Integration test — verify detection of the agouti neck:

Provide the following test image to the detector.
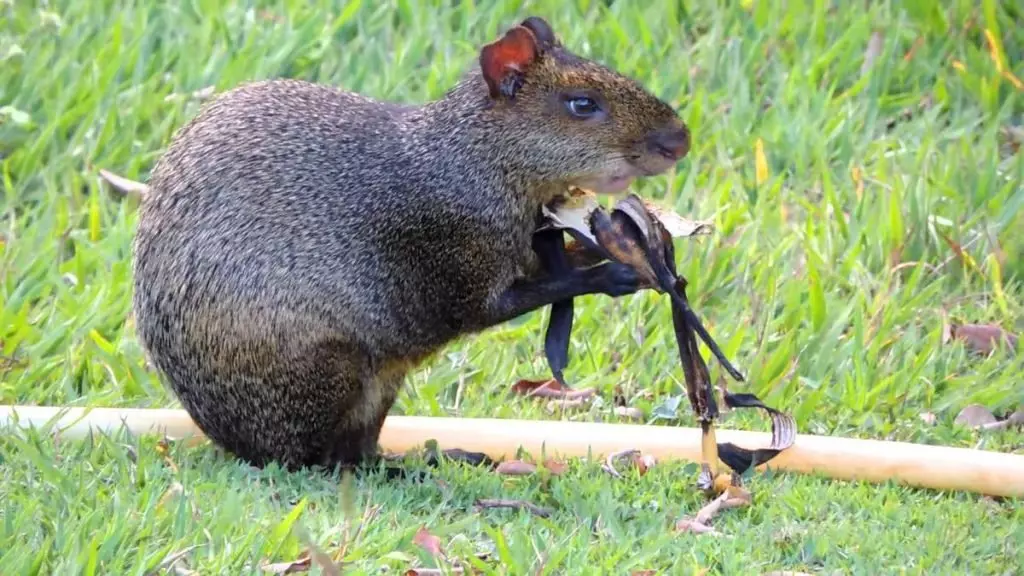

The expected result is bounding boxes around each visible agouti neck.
[406,73,565,211]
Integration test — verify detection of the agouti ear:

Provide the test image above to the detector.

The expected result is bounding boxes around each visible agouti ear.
[479,25,540,100]
[519,17,558,51]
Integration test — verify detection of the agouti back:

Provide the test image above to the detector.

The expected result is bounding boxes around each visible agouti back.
[132,17,690,471]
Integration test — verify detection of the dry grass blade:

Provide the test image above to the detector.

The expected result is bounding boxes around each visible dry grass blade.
[97,168,149,198]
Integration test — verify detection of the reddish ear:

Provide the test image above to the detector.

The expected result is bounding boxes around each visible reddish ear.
[479,25,539,100]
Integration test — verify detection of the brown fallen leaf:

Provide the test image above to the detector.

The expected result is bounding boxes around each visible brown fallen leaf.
[949,323,1018,355]
[261,554,312,574]
[511,378,566,395]
[632,454,658,476]
[511,378,596,400]
[475,498,553,518]
[541,458,568,475]
[955,404,998,427]
[495,460,537,476]
[412,526,444,558]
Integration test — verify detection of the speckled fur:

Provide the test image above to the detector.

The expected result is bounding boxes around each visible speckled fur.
[132,18,688,471]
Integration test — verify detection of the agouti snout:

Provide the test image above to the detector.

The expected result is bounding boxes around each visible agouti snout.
[132,16,690,472]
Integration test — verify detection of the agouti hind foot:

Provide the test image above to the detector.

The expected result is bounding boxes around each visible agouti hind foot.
[355,448,494,483]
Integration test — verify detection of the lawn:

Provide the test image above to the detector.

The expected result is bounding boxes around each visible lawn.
[2,0,1023,574]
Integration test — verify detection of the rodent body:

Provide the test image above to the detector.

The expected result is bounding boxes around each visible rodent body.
[132,17,690,470]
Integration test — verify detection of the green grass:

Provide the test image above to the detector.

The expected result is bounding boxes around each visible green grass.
[2,0,1023,573]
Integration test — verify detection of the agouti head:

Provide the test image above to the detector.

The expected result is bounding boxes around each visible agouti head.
[476,16,690,195]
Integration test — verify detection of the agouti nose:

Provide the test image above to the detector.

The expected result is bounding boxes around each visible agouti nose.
[646,127,690,160]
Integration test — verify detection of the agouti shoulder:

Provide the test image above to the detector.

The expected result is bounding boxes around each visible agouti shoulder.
[131,16,690,471]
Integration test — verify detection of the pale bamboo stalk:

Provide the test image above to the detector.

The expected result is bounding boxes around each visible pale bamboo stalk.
[1,405,1022,497]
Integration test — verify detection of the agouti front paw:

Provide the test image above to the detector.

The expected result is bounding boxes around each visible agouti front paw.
[592,262,642,297]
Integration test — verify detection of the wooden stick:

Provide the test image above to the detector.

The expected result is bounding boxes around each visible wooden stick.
[2,405,1022,497]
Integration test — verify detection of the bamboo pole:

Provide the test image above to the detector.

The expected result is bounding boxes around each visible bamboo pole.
[2,405,1022,497]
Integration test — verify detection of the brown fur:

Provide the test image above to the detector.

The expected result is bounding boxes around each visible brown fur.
[131,17,690,471]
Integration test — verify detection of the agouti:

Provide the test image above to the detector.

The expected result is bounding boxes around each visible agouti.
[132,17,690,471]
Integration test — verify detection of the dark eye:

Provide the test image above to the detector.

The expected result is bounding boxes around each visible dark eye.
[565,95,601,118]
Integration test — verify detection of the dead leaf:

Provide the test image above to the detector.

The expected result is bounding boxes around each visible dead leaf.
[949,323,1018,355]
[632,454,658,475]
[412,526,444,558]
[919,412,937,426]
[541,458,568,475]
[955,404,997,427]
[261,554,312,574]
[495,460,538,475]
[511,378,596,400]
[511,378,566,394]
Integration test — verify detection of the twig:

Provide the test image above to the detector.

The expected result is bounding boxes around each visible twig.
[475,498,553,518]
[675,488,751,536]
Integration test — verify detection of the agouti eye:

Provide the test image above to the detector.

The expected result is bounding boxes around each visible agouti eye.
[565,96,601,119]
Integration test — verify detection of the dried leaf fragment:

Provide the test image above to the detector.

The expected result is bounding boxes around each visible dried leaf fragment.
[510,378,595,399]
[412,526,444,558]
[495,460,538,476]
[541,458,568,475]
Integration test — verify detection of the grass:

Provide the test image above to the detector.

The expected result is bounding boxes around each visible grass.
[2,0,1023,573]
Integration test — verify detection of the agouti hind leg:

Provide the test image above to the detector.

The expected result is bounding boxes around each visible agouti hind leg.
[336,372,492,481]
